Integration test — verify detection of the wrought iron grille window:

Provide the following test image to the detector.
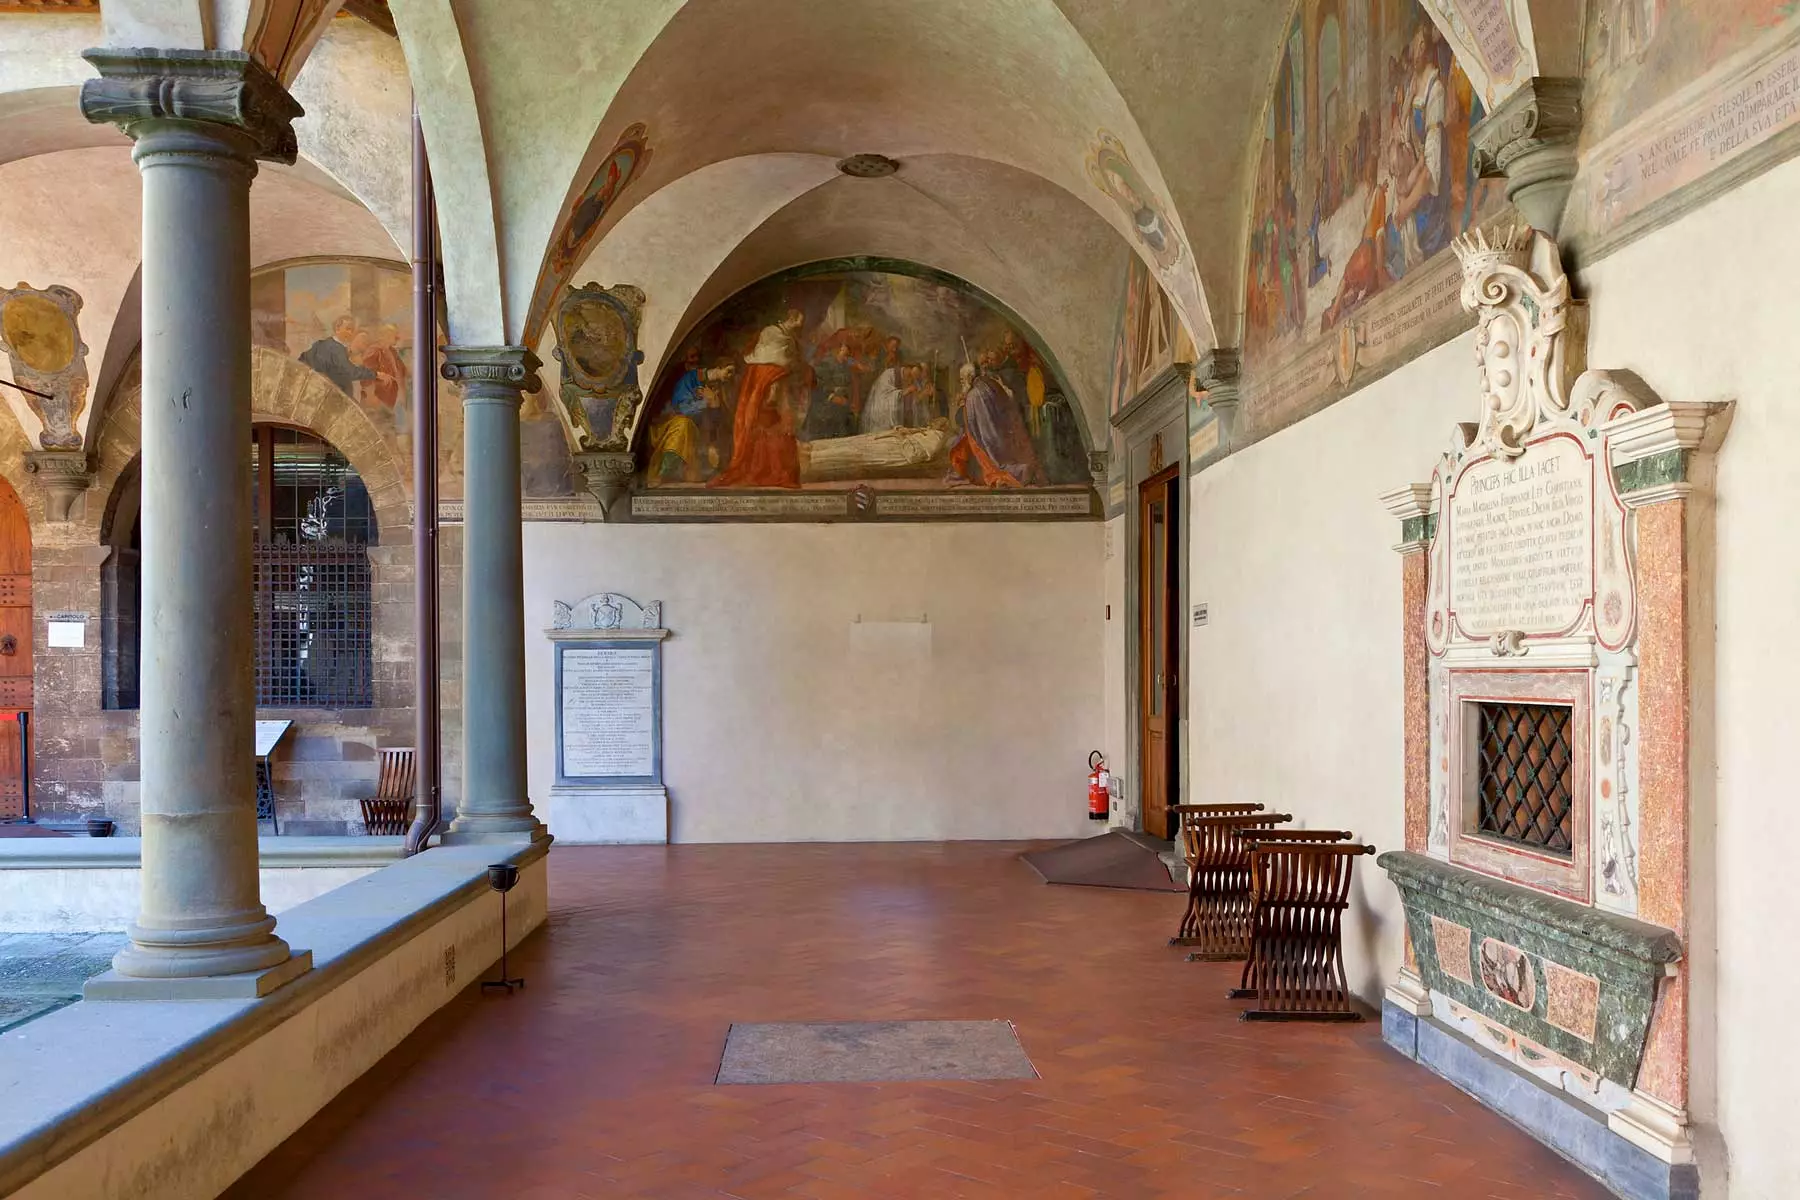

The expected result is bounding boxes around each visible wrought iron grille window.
[251,427,376,708]
[254,541,373,707]
[1475,701,1574,856]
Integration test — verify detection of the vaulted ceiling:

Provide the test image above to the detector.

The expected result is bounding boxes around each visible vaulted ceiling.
[0,0,1570,449]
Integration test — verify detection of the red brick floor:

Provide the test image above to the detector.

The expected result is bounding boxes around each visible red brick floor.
[227,843,1611,1199]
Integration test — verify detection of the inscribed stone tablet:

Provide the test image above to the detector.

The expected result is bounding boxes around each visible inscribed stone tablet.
[560,646,656,778]
[1449,437,1593,637]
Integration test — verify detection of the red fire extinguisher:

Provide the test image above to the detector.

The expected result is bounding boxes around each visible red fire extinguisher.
[1087,751,1110,821]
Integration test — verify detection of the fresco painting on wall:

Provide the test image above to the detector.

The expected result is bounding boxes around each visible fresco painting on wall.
[251,260,575,500]
[1240,0,1505,442]
[1575,0,1800,239]
[1585,0,1796,143]
[1088,130,1206,350]
[524,123,653,348]
[1107,255,1194,415]
[640,266,1090,493]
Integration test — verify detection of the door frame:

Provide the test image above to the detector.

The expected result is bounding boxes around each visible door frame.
[1111,365,1191,835]
[1136,463,1181,839]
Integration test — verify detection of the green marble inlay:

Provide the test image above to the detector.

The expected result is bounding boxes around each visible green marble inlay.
[1615,449,1689,495]
[1379,851,1679,1089]
[1399,511,1437,545]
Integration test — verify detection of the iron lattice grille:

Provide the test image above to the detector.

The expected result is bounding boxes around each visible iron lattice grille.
[1475,701,1574,855]
[253,541,373,708]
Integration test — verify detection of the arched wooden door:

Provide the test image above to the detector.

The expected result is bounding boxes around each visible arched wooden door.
[0,478,30,818]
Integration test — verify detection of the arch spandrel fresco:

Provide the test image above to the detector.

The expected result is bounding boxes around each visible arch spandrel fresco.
[1239,0,1508,445]
[636,265,1094,512]
[248,258,577,501]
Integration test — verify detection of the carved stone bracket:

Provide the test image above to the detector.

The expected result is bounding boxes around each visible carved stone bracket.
[574,451,635,522]
[79,47,303,164]
[1192,347,1242,462]
[553,283,646,454]
[1086,449,1109,490]
[1471,77,1582,236]
[23,449,94,523]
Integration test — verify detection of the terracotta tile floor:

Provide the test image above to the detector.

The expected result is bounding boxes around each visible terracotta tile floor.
[227,843,1611,1199]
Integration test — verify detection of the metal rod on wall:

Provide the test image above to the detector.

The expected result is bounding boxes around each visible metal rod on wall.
[404,101,441,856]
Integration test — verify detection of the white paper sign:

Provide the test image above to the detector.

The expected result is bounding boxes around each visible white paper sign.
[254,719,293,758]
[46,617,85,648]
[560,646,656,778]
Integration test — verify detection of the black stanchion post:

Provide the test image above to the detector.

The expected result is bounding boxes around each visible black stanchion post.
[481,863,524,993]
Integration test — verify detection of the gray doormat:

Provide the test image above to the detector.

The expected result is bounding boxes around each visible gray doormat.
[715,1020,1038,1085]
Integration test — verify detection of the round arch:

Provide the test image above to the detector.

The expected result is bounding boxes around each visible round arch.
[84,346,413,546]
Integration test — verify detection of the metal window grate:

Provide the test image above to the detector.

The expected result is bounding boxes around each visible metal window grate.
[253,541,373,708]
[1475,701,1574,856]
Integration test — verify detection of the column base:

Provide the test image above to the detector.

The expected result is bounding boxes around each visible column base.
[85,949,312,1000]
[440,817,550,846]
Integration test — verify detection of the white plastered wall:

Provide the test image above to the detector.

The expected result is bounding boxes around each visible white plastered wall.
[1188,333,1472,1005]
[1578,153,1800,1200]
[523,522,1105,844]
[1186,152,1800,1199]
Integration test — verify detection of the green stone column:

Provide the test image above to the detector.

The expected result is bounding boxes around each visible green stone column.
[441,347,545,843]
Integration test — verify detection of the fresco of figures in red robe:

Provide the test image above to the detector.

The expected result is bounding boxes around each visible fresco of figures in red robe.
[641,264,1091,492]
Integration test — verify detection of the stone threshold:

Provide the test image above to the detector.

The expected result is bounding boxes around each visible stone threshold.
[1383,999,1699,1200]
[0,838,549,1198]
[0,835,405,870]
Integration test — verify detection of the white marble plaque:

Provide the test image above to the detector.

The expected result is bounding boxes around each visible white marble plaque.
[1449,437,1593,637]
[560,646,656,778]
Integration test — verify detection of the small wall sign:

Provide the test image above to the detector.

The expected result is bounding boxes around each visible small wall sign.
[1191,603,1209,627]
[46,612,87,648]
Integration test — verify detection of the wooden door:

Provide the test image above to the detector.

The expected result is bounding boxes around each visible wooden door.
[1137,466,1180,840]
[0,477,31,819]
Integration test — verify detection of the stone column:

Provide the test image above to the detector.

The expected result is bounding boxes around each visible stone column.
[79,49,308,992]
[440,347,544,843]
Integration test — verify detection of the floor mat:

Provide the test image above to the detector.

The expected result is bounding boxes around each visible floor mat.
[1019,830,1183,892]
[716,1020,1037,1084]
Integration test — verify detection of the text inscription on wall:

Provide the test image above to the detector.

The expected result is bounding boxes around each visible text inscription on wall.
[559,646,657,779]
[1449,437,1594,637]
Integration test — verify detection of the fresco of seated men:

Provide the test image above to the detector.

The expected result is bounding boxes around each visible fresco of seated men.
[643,269,1090,490]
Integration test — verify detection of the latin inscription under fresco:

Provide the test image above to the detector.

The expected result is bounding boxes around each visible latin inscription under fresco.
[632,493,844,518]
[560,646,655,778]
[1449,439,1592,636]
[876,492,1093,517]
[1590,42,1800,229]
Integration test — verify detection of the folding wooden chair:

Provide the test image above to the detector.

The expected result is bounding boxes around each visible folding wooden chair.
[359,747,416,836]
[1232,837,1375,1022]
[1170,810,1293,959]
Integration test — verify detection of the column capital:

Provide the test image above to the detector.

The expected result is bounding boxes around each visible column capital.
[1472,77,1582,235]
[79,47,302,164]
[442,345,543,399]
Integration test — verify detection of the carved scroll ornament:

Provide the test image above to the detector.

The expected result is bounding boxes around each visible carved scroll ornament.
[1454,226,1586,461]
